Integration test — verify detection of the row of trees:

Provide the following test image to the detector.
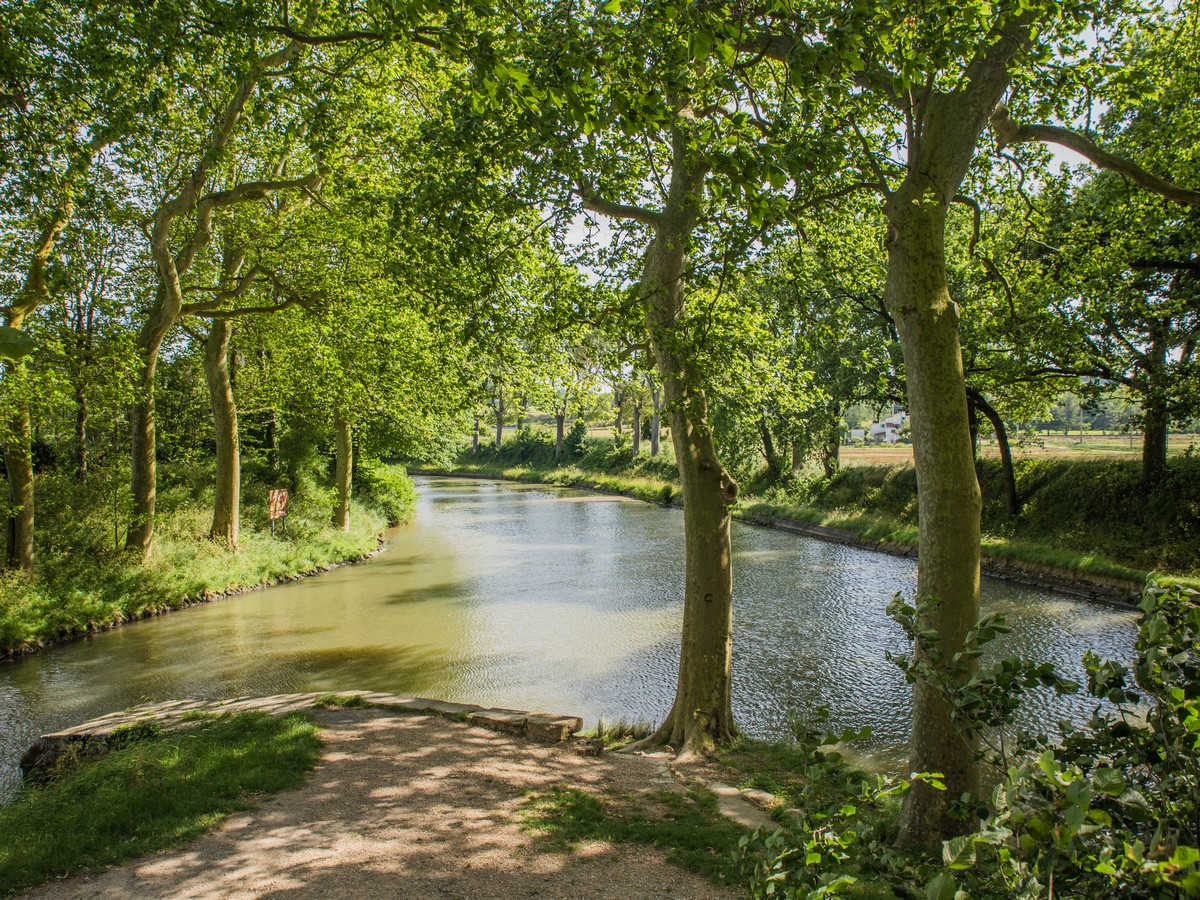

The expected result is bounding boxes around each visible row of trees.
[3,0,1197,849]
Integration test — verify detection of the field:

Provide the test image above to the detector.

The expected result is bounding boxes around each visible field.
[842,431,1199,466]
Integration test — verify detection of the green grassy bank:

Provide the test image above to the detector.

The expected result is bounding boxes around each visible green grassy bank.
[0,460,416,658]
[414,431,1200,590]
[0,711,321,896]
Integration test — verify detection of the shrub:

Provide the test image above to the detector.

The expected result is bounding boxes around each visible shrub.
[563,418,588,460]
[352,460,417,525]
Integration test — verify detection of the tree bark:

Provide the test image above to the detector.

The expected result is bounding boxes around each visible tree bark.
[555,412,565,460]
[1142,397,1169,483]
[888,192,983,847]
[332,407,352,531]
[473,415,480,454]
[125,295,173,558]
[876,17,1034,847]
[759,416,782,479]
[516,395,526,431]
[969,388,1020,517]
[638,140,736,757]
[494,391,504,450]
[821,405,841,479]
[613,391,624,435]
[74,383,88,483]
[205,317,239,549]
[650,386,662,456]
[3,390,34,571]
[1142,327,1169,483]
[632,404,642,455]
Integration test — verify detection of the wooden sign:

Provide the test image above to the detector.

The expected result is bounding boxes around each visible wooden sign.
[269,489,289,521]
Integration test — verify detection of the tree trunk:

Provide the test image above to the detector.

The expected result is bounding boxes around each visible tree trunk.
[205,318,240,549]
[792,440,804,473]
[494,392,504,450]
[613,394,624,435]
[1142,328,1169,483]
[638,144,736,757]
[969,389,1020,517]
[821,431,840,479]
[3,384,34,571]
[125,305,173,558]
[632,404,642,455]
[1142,398,1169,483]
[888,192,982,847]
[516,395,527,431]
[473,415,480,454]
[555,412,565,460]
[650,386,662,457]
[74,383,88,483]
[821,406,841,479]
[759,416,782,479]
[332,407,352,531]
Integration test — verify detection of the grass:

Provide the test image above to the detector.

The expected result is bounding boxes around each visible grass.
[312,693,369,708]
[0,460,417,658]
[0,711,321,896]
[579,717,655,749]
[521,783,745,884]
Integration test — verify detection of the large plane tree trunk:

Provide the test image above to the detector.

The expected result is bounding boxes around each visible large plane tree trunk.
[888,199,982,843]
[332,406,353,532]
[650,386,662,456]
[205,317,240,549]
[125,296,174,558]
[638,141,737,757]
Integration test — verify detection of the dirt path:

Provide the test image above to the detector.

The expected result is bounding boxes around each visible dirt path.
[24,708,742,900]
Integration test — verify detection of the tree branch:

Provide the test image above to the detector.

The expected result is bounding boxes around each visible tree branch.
[573,185,662,228]
[991,104,1200,208]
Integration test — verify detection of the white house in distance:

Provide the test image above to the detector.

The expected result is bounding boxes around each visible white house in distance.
[866,411,908,444]
[854,412,907,448]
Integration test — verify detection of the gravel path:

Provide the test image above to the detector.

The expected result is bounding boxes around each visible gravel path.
[24,708,742,899]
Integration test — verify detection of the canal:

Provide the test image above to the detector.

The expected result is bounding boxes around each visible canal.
[0,476,1138,796]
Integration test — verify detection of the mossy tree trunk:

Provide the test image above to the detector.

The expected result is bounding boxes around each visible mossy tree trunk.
[882,24,1032,845]
[1141,325,1169,483]
[205,317,240,549]
[332,406,353,531]
[3,379,35,571]
[608,134,737,757]
[650,384,662,457]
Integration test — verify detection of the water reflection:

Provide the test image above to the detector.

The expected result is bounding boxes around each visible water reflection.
[0,476,1137,797]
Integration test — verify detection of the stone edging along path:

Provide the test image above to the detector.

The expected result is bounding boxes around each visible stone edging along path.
[19,691,584,781]
[414,469,1143,605]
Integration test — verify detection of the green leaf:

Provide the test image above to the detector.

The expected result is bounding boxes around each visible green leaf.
[600,0,620,13]
[942,835,977,871]
[0,326,35,360]
[926,870,957,900]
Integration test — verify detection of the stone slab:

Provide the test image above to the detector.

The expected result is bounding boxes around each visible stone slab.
[21,692,584,782]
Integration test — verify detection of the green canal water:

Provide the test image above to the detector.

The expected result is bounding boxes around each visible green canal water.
[0,476,1137,796]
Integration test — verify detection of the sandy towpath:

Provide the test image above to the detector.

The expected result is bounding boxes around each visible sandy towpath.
[24,707,742,900]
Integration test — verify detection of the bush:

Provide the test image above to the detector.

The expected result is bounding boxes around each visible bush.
[563,418,588,460]
[741,580,1200,899]
[352,460,417,525]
